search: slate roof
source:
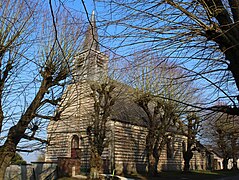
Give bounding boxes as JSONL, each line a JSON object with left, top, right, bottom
{"left": 90, "top": 80, "right": 181, "bottom": 134}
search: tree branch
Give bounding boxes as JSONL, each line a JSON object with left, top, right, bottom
{"left": 166, "top": 0, "right": 209, "bottom": 29}
{"left": 40, "top": 98, "right": 61, "bottom": 106}
{"left": 228, "top": 0, "right": 239, "bottom": 22}
{"left": 208, "top": 105, "right": 239, "bottom": 116}
{"left": 22, "top": 134, "right": 47, "bottom": 144}
{"left": 35, "top": 112, "right": 60, "bottom": 121}
{"left": 203, "top": 0, "right": 232, "bottom": 28}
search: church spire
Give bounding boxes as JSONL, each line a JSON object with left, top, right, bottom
{"left": 82, "top": 11, "right": 100, "bottom": 51}
{"left": 74, "top": 10, "right": 108, "bottom": 82}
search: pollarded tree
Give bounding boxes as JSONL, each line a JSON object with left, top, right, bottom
{"left": 135, "top": 93, "right": 178, "bottom": 175}
{"left": 126, "top": 54, "right": 200, "bottom": 175}
{"left": 87, "top": 79, "right": 116, "bottom": 178}
{"left": 203, "top": 111, "right": 239, "bottom": 170}
{"left": 0, "top": 0, "right": 83, "bottom": 178}
{"left": 96, "top": 0, "right": 239, "bottom": 115}
{"left": 179, "top": 113, "right": 200, "bottom": 172}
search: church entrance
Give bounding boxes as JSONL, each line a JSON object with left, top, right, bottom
{"left": 57, "top": 135, "right": 81, "bottom": 177}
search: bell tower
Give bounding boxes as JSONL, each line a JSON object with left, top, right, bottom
{"left": 45, "top": 11, "right": 109, "bottom": 165}
{"left": 73, "top": 11, "right": 108, "bottom": 82}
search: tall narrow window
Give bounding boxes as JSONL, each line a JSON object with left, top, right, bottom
{"left": 167, "top": 138, "right": 174, "bottom": 159}
{"left": 71, "top": 135, "right": 79, "bottom": 158}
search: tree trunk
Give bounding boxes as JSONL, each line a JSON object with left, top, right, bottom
{"left": 224, "top": 45, "right": 239, "bottom": 93}
{"left": 0, "top": 143, "right": 16, "bottom": 179}
{"left": 0, "top": 153, "right": 14, "bottom": 180}
{"left": 231, "top": 135, "right": 238, "bottom": 170}
{"left": 184, "top": 159, "right": 190, "bottom": 172}
{"left": 0, "top": 125, "right": 22, "bottom": 179}
{"left": 234, "top": 160, "right": 238, "bottom": 170}
{"left": 0, "top": 79, "right": 49, "bottom": 178}
{"left": 183, "top": 151, "right": 193, "bottom": 172}
{"left": 90, "top": 147, "right": 103, "bottom": 179}
{"left": 147, "top": 153, "right": 156, "bottom": 176}
{"left": 147, "top": 146, "right": 163, "bottom": 176}
{"left": 145, "top": 130, "right": 158, "bottom": 176}
{"left": 152, "top": 140, "right": 164, "bottom": 176}
{"left": 154, "top": 157, "right": 159, "bottom": 175}
{"left": 223, "top": 158, "right": 229, "bottom": 170}
{"left": 232, "top": 153, "right": 238, "bottom": 170}
{"left": 207, "top": 28, "right": 239, "bottom": 95}
{"left": 232, "top": 160, "right": 238, "bottom": 170}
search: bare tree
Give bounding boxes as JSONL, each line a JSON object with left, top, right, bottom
{"left": 179, "top": 113, "right": 200, "bottom": 172}
{"left": 0, "top": 0, "right": 83, "bottom": 178}
{"left": 135, "top": 93, "right": 178, "bottom": 175}
{"left": 203, "top": 112, "right": 239, "bottom": 170}
{"left": 126, "top": 54, "right": 199, "bottom": 175}
{"left": 87, "top": 79, "right": 116, "bottom": 177}
{"left": 95, "top": 0, "right": 239, "bottom": 115}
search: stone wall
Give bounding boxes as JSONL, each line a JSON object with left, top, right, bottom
{"left": 111, "top": 120, "right": 188, "bottom": 174}
{"left": 45, "top": 83, "right": 82, "bottom": 162}
{"left": 111, "top": 120, "right": 147, "bottom": 174}
{"left": 4, "top": 162, "right": 57, "bottom": 180}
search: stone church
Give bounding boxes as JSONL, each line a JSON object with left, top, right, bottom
{"left": 45, "top": 12, "right": 216, "bottom": 176}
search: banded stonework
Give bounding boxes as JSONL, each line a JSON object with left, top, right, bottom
{"left": 45, "top": 11, "right": 216, "bottom": 177}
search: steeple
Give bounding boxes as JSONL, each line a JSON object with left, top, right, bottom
{"left": 73, "top": 10, "right": 108, "bottom": 82}
{"left": 82, "top": 11, "right": 100, "bottom": 51}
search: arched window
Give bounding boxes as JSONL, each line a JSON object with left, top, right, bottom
{"left": 71, "top": 135, "right": 79, "bottom": 158}
{"left": 167, "top": 138, "right": 174, "bottom": 159}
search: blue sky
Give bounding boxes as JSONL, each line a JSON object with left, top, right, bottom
{"left": 20, "top": 0, "right": 237, "bottom": 162}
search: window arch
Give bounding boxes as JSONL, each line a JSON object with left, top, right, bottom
{"left": 167, "top": 138, "right": 174, "bottom": 159}
{"left": 71, "top": 135, "right": 79, "bottom": 149}
{"left": 71, "top": 135, "right": 80, "bottom": 158}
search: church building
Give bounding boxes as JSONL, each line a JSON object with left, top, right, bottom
{"left": 45, "top": 12, "right": 213, "bottom": 176}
